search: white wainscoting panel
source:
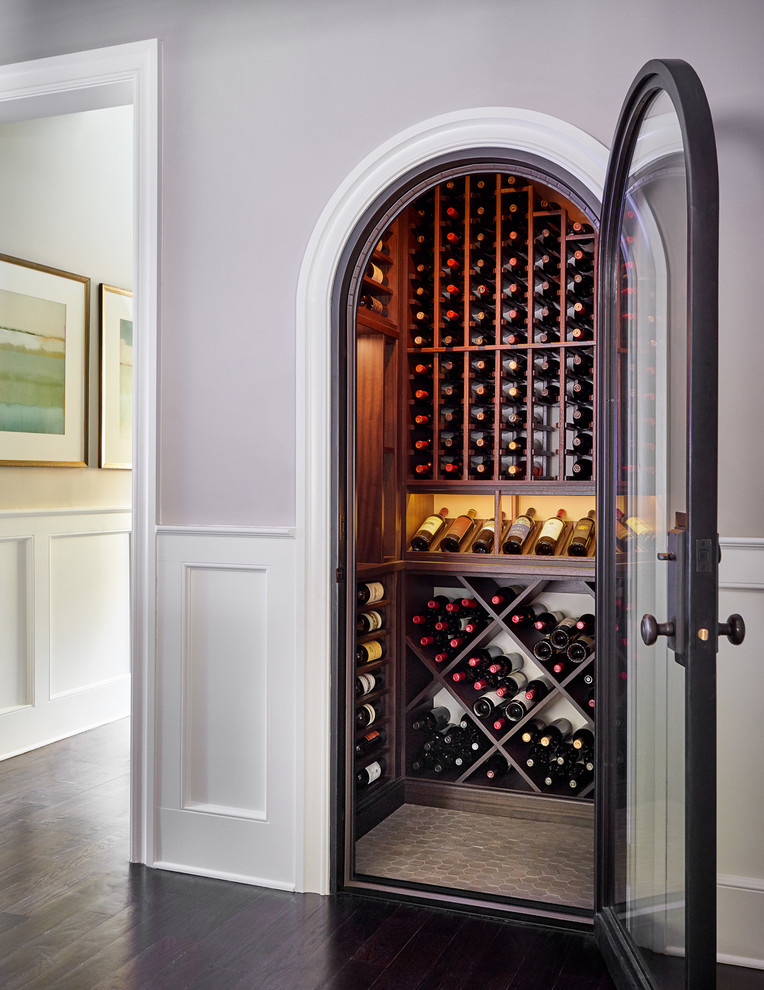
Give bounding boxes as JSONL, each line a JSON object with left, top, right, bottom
{"left": 183, "top": 564, "right": 268, "bottom": 818}
{"left": 0, "top": 509, "right": 131, "bottom": 760}
{"left": 156, "top": 527, "right": 296, "bottom": 889}
{"left": 49, "top": 531, "right": 131, "bottom": 698}
{"left": 717, "top": 537, "right": 764, "bottom": 968}
{"left": 0, "top": 536, "right": 32, "bottom": 714}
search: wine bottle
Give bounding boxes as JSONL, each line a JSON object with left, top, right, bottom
{"left": 494, "top": 671, "right": 528, "bottom": 698}
{"left": 356, "top": 703, "right": 378, "bottom": 729}
{"left": 440, "top": 455, "right": 462, "bottom": 476}
{"left": 525, "top": 743, "right": 551, "bottom": 769}
{"left": 412, "top": 458, "right": 432, "bottom": 476}
{"left": 572, "top": 727, "right": 594, "bottom": 751}
{"left": 570, "top": 431, "right": 593, "bottom": 454}
{"left": 411, "top": 507, "right": 449, "bottom": 551}
{"left": 621, "top": 512, "right": 656, "bottom": 550}
{"left": 567, "top": 378, "right": 594, "bottom": 403}
{"left": 469, "top": 429, "right": 493, "bottom": 450}
{"left": 355, "top": 671, "right": 383, "bottom": 698}
{"left": 571, "top": 458, "right": 593, "bottom": 479}
{"left": 472, "top": 691, "right": 506, "bottom": 719}
{"left": 575, "top": 613, "right": 595, "bottom": 634}
{"left": 534, "top": 351, "right": 559, "bottom": 377}
{"left": 538, "top": 717, "right": 573, "bottom": 748}
{"left": 356, "top": 758, "right": 385, "bottom": 788}
{"left": 356, "top": 640, "right": 384, "bottom": 665}
{"left": 356, "top": 610, "right": 383, "bottom": 634}
{"left": 532, "top": 637, "right": 556, "bottom": 662}
{"left": 566, "top": 350, "right": 594, "bottom": 375}
{"left": 366, "top": 262, "right": 388, "bottom": 286}
{"left": 355, "top": 727, "right": 386, "bottom": 757}
{"left": 520, "top": 718, "right": 546, "bottom": 744}
{"left": 506, "top": 678, "right": 551, "bottom": 720}
{"left": 502, "top": 507, "right": 536, "bottom": 555}
{"left": 533, "top": 610, "right": 565, "bottom": 633}
{"left": 426, "top": 594, "right": 450, "bottom": 611}
{"left": 568, "top": 510, "right": 596, "bottom": 557}
{"left": 571, "top": 404, "right": 593, "bottom": 428}
{"left": 489, "top": 585, "right": 523, "bottom": 607}
{"left": 567, "top": 635, "right": 594, "bottom": 662}
{"left": 411, "top": 706, "right": 450, "bottom": 732}
{"left": 568, "top": 270, "right": 594, "bottom": 296}
{"left": 486, "top": 652, "right": 523, "bottom": 676}
{"left": 359, "top": 294, "right": 388, "bottom": 317}
{"left": 550, "top": 617, "right": 579, "bottom": 649}
{"left": 439, "top": 509, "right": 477, "bottom": 552}
{"left": 471, "top": 515, "right": 503, "bottom": 553}
{"left": 470, "top": 404, "right": 494, "bottom": 424}
{"left": 534, "top": 509, "right": 566, "bottom": 555}
{"left": 502, "top": 326, "right": 527, "bottom": 345}
{"left": 483, "top": 753, "right": 510, "bottom": 780}
{"left": 357, "top": 581, "right": 384, "bottom": 606}
{"left": 533, "top": 381, "right": 560, "bottom": 404}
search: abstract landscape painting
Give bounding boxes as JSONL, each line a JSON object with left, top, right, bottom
{"left": 99, "top": 283, "right": 133, "bottom": 469}
{"left": 0, "top": 286, "right": 67, "bottom": 435}
{"left": 0, "top": 255, "right": 89, "bottom": 466}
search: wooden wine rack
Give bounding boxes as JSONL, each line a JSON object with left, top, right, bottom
{"left": 350, "top": 170, "right": 600, "bottom": 854}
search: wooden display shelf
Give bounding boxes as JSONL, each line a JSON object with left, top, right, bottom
{"left": 357, "top": 308, "right": 399, "bottom": 338}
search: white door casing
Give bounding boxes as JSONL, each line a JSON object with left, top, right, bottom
{"left": 295, "top": 107, "right": 609, "bottom": 893}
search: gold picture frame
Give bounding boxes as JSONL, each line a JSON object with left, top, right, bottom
{"left": 0, "top": 253, "right": 89, "bottom": 466}
{"left": 99, "top": 283, "right": 133, "bottom": 470}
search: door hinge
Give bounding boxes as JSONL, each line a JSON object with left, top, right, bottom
{"left": 335, "top": 565, "right": 345, "bottom": 584}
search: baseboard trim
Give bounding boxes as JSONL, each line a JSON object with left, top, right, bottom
{"left": 151, "top": 860, "right": 296, "bottom": 891}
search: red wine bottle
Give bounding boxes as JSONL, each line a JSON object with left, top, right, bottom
{"left": 483, "top": 753, "right": 510, "bottom": 780}
{"left": 411, "top": 706, "right": 450, "bottom": 731}
{"left": 356, "top": 758, "right": 385, "bottom": 788}
{"left": 357, "top": 581, "right": 384, "bottom": 606}
{"left": 411, "top": 507, "right": 449, "bottom": 551}
{"left": 501, "top": 508, "right": 536, "bottom": 555}
{"left": 355, "top": 727, "right": 386, "bottom": 757}
{"left": 538, "top": 717, "right": 572, "bottom": 748}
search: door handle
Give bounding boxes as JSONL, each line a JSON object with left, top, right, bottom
{"left": 641, "top": 614, "right": 675, "bottom": 645}
{"left": 718, "top": 614, "right": 745, "bottom": 646}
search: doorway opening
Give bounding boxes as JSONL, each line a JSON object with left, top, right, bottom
{"left": 0, "top": 41, "right": 158, "bottom": 867}
{"left": 333, "top": 152, "right": 602, "bottom": 925}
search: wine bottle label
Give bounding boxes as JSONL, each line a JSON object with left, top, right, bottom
{"left": 418, "top": 515, "right": 446, "bottom": 537}
{"left": 539, "top": 517, "right": 564, "bottom": 540}
{"left": 361, "top": 703, "right": 377, "bottom": 725}
{"left": 367, "top": 262, "right": 385, "bottom": 284}
{"left": 357, "top": 673, "right": 376, "bottom": 695}
{"left": 507, "top": 516, "right": 532, "bottom": 540}
{"left": 362, "top": 581, "right": 385, "bottom": 604}
{"left": 363, "top": 610, "right": 383, "bottom": 632}
{"left": 365, "top": 760, "right": 382, "bottom": 783}
{"left": 624, "top": 516, "right": 651, "bottom": 536}
{"left": 360, "top": 640, "right": 383, "bottom": 663}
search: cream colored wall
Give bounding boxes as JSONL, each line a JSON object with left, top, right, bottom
{"left": 0, "top": 106, "right": 133, "bottom": 508}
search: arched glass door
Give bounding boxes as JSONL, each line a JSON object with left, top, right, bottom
{"left": 596, "top": 60, "right": 744, "bottom": 990}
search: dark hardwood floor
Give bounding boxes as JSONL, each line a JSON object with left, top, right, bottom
{"left": 0, "top": 719, "right": 759, "bottom": 989}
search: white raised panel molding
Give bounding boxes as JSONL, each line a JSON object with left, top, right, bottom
{"left": 49, "top": 531, "right": 131, "bottom": 699}
{"left": 0, "top": 509, "right": 132, "bottom": 760}
{"left": 296, "top": 108, "right": 609, "bottom": 895}
{"left": 181, "top": 564, "right": 268, "bottom": 820}
{"left": 0, "top": 536, "right": 33, "bottom": 714}
{"left": 156, "top": 529, "right": 296, "bottom": 889}
{"left": 0, "top": 38, "right": 159, "bottom": 869}
{"left": 716, "top": 536, "right": 764, "bottom": 968}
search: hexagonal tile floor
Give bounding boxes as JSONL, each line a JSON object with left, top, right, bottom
{"left": 355, "top": 803, "right": 593, "bottom": 909}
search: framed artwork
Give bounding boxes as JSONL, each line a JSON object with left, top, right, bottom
{"left": 99, "top": 284, "right": 133, "bottom": 469}
{"left": 0, "top": 254, "right": 89, "bottom": 466}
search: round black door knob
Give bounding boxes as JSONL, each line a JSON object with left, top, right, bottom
{"left": 641, "top": 614, "right": 675, "bottom": 646}
{"left": 718, "top": 614, "right": 745, "bottom": 646}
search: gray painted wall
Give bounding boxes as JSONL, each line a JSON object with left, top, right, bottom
{"left": 1, "top": 0, "right": 759, "bottom": 531}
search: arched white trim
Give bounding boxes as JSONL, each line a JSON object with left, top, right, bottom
{"left": 0, "top": 41, "right": 160, "bottom": 866}
{"left": 295, "top": 107, "right": 609, "bottom": 893}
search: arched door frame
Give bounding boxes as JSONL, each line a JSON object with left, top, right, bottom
{"left": 296, "top": 107, "right": 609, "bottom": 893}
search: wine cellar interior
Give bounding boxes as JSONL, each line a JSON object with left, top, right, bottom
{"left": 341, "top": 166, "right": 608, "bottom": 923}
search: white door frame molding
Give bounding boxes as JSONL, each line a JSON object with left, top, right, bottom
{"left": 0, "top": 40, "right": 160, "bottom": 865}
{"left": 295, "top": 107, "right": 609, "bottom": 893}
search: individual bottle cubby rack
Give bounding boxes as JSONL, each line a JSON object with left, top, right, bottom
{"left": 357, "top": 226, "right": 397, "bottom": 334}
{"left": 406, "top": 173, "right": 596, "bottom": 484}
{"left": 403, "top": 572, "right": 596, "bottom": 799}
{"left": 355, "top": 579, "right": 394, "bottom": 795}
